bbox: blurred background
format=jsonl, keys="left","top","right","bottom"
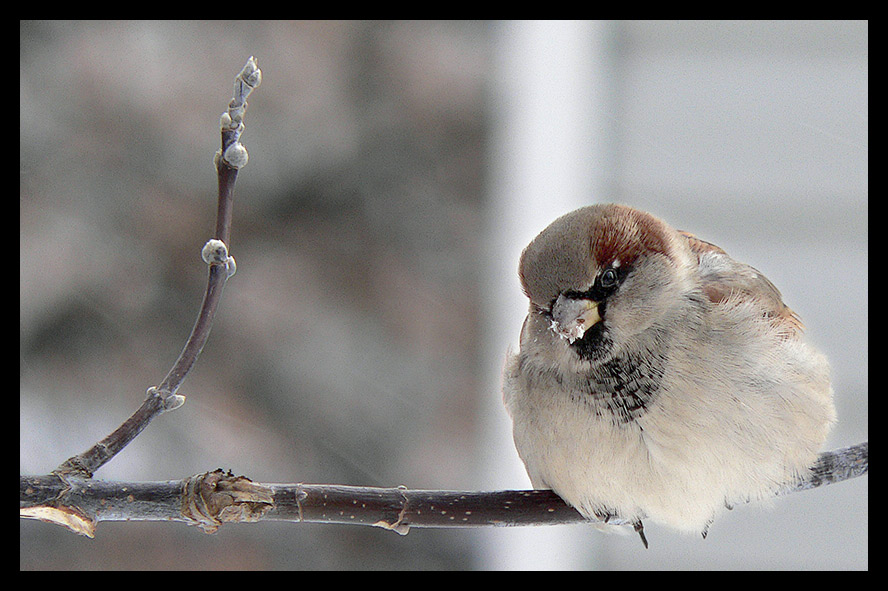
{"left": 20, "top": 21, "right": 866, "bottom": 569}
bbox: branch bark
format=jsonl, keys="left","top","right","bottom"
{"left": 21, "top": 442, "right": 868, "bottom": 538}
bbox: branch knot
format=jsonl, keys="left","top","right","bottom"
{"left": 181, "top": 469, "right": 275, "bottom": 534}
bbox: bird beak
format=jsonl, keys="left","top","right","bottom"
{"left": 550, "top": 294, "right": 601, "bottom": 343}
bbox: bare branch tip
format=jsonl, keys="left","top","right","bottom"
{"left": 240, "top": 56, "right": 262, "bottom": 89}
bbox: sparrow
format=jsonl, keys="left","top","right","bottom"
{"left": 503, "top": 204, "right": 835, "bottom": 546}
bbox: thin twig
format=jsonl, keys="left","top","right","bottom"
{"left": 51, "top": 57, "right": 261, "bottom": 479}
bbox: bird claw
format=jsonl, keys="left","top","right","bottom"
{"left": 633, "top": 520, "right": 649, "bottom": 549}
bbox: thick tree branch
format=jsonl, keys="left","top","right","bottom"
{"left": 21, "top": 443, "right": 867, "bottom": 539}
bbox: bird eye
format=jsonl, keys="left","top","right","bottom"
{"left": 600, "top": 268, "right": 618, "bottom": 288}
